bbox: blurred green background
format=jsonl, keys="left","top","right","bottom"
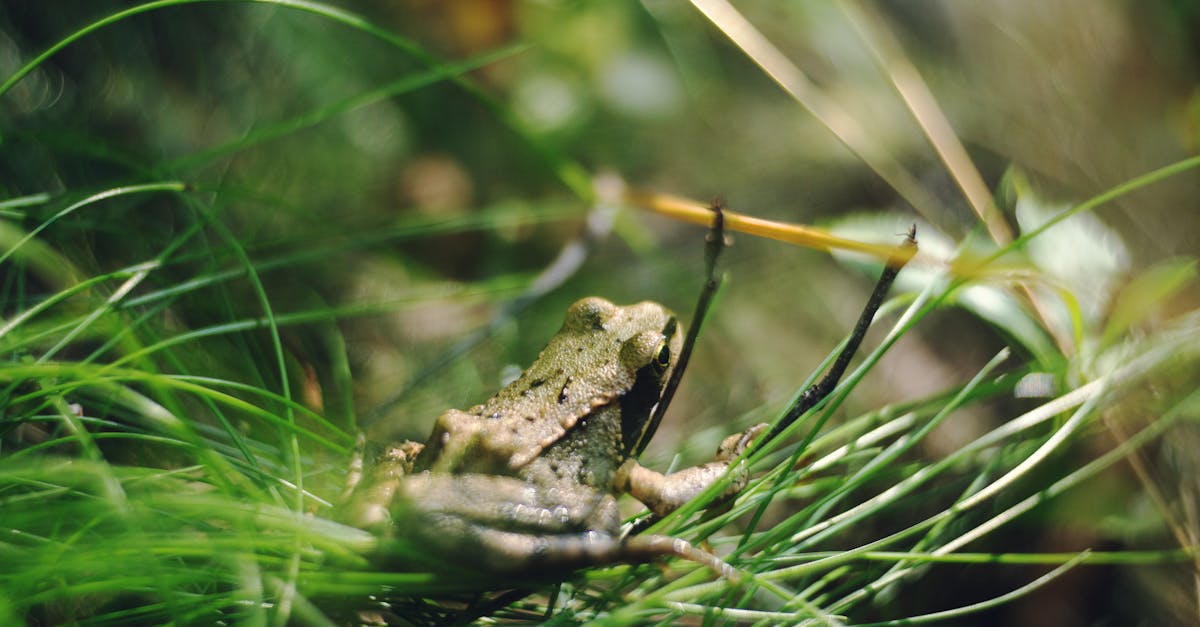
{"left": 2, "top": 1, "right": 1199, "bottom": 624}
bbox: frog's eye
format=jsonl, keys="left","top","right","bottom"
{"left": 653, "top": 341, "right": 672, "bottom": 372}
{"left": 620, "top": 330, "right": 672, "bottom": 373}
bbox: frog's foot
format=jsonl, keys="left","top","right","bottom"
{"left": 616, "top": 422, "right": 769, "bottom": 518}
{"left": 715, "top": 422, "right": 769, "bottom": 462}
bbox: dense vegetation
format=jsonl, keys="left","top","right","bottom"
{"left": 1, "top": 2, "right": 1197, "bottom": 624}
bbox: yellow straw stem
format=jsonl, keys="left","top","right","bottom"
{"left": 626, "top": 190, "right": 917, "bottom": 267}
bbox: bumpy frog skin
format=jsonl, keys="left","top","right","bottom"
{"left": 340, "top": 297, "right": 764, "bottom": 577}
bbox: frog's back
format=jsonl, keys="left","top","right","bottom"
{"left": 415, "top": 297, "right": 679, "bottom": 474}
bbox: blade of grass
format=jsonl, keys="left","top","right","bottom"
{"left": 854, "top": 552, "right": 1089, "bottom": 626}
{"left": 166, "top": 43, "right": 530, "bottom": 173}
{"left": 0, "top": 0, "right": 594, "bottom": 202}
{"left": 0, "top": 182, "right": 185, "bottom": 270}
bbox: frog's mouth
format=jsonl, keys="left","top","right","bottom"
{"left": 622, "top": 315, "right": 680, "bottom": 457}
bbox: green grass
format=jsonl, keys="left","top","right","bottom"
{"left": 2, "top": 2, "right": 1198, "bottom": 625}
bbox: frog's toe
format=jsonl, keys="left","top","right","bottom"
{"left": 716, "top": 422, "right": 769, "bottom": 461}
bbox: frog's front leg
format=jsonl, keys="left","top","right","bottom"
{"left": 616, "top": 423, "right": 768, "bottom": 518}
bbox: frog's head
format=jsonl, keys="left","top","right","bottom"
{"left": 563, "top": 297, "right": 682, "bottom": 457}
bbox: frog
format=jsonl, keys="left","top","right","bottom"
{"left": 340, "top": 295, "right": 766, "bottom": 578}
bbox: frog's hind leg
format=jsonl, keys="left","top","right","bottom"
{"left": 459, "top": 527, "right": 740, "bottom": 581}
{"left": 402, "top": 512, "right": 741, "bottom": 580}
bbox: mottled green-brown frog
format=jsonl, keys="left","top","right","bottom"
{"left": 340, "top": 296, "right": 764, "bottom": 577}
{"left": 340, "top": 212, "right": 916, "bottom": 582}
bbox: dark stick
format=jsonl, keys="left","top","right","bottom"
{"left": 632, "top": 201, "right": 728, "bottom": 457}
{"left": 763, "top": 225, "right": 917, "bottom": 444}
